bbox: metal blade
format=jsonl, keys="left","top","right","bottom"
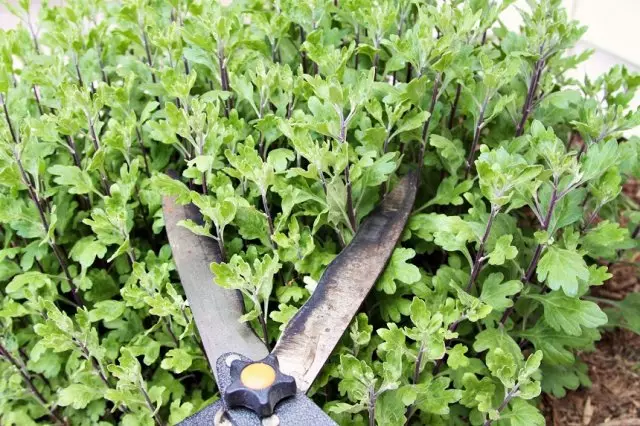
{"left": 162, "top": 195, "right": 269, "bottom": 382}
{"left": 272, "top": 171, "right": 418, "bottom": 391}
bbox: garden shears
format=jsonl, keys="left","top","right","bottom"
{"left": 162, "top": 171, "right": 418, "bottom": 426}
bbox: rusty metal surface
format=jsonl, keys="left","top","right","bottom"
{"left": 271, "top": 171, "right": 418, "bottom": 391}
{"left": 162, "top": 196, "right": 269, "bottom": 381}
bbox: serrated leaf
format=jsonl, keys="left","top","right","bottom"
{"left": 57, "top": 383, "right": 103, "bottom": 409}
{"left": 49, "top": 165, "right": 97, "bottom": 195}
{"left": 377, "top": 248, "right": 421, "bottom": 294}
{"left": 160, "top": 348, "right": 193, "bottom": 374}
{"left": 528, "top": 291, "right": 607, "bottom": 335}
{"left": 537, "top": 246, "right": 590, "bottom": 296}
{"left": 487, "top": 235, "right": 518, "bottom": 265}
{"left": 480, "top": 273, "right": 522, "bottom": 312}
{"left": 501, "top": 399, "right": 545, "bottom": 426}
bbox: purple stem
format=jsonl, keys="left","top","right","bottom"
{"left": 32, "top": 85, "right": 44, "bottom": 115}
{"left": 418, "top": 73, "right": 441, "bottom": 171}
{"left": 340, "top": 119, "right": 357, "bottom": 232}
{"left": 448, "top": 83, "right": 462, "bottom": 129}
{"left": 368, "top": 386, "right": 376, "bottom": 426}
{"left": 0, "top": 344, "right": 66, "bottom": 425}
{"left": 464, "top": 97, "right": 489, "bottom": 178}
{"left": 515, "top": 57, "right": 545, "bottom": 137}
{"left": 465, "top": 205, "right": 499, "bottom": 292}
{"left": 1, "top": 93, "right": 20, "bottom": 144}
{"left": 218, "top": 46, "right": 232, "bottom": 116}
{"left": 500, "top": 185, "right": 559, "bottom": 324}
{"left": 482, "top": 385, "right": 520, "bottom": 426}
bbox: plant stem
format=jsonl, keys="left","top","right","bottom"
{"left": 141, "top": 384, "right": 165, "bottom": 426}
{"left": 515, "top": 56, "right": 545, "bottom": 137}
{"left": 261, "top": 190, "right": 275, "bottom": 239}
{"left": 65, "top": 135, "right": 83, "bottom": 170}
{"left": 32, "top": 85, "right": 44, "bottom": 115}
{"left": 141, "top": 30, "right": 157, "bottom": 85}
{"left": 300, "top": 26, "right": 308, "bottom": 74}
{"left": 465, "top": 205, "right": 499, "bottom": 292}
{"left": 135, "top": 126, "right": 151, "bottom": 177}
{"left": 75, "top": 338, "right": 109, "bottom": 386}
{"left": 87, "top": 115, "right": 112, "bottom": 196}
{"left": 432, "top": 316, "right": 465, "bottom": 375}
{"left": 66, "top": 135, "right": 91, "bottom": 210}
{"left": 500, "top": 185, "right": 559, "bottom": 324}
{"left": 218, "top": 48, "right": 232, "bottom": 116}
{"left": 354, "top": 26, "right": 360, "bottom": 69}
{"left": 418, "top": 73, "right": 441, "bottom": 171}
{"left": 258, "top": 314, "right": 270, "bottom": 349}
{"left": 0, "top": 343, "right": 66, "bottom": 426}
{"left": 14, "top": 149, "right": 83, "bottom": 307}
{"left": 412, "top": 342, "right": 425, "bottom": 384}
{"left": 96, "top": 43, "right": 110, "bottom": 84}
{"left": 73, "top": 53, "right": 84, "bottom": 88}
{"left": 1, "top": 92, "right": 20, "bottom": 144}
{"left": 482, "top": 383, "right": 520, "bottom": 426}
{"left": 27, "top": 15, "right": 40, "bottom": 54}
{"left": 448, "top": 83, "right": 462, "bottom": 129}
{"left": 368, "top": 386, "right": 376, "bottom": 426}
{"left": 464, "top": 97, "right": 488, "bottom": 178}
{"left": 339, "top": 116, "right": 358, "bottom": 232}
{"left": 581, "top": 207, "right": 600, "bottom": 233}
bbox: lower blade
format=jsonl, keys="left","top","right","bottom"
{"left": 272, "top": 171, "right": 418, "bottom": 391}
{"left": 162, "top": 195, "right": 268, "bottom": 381}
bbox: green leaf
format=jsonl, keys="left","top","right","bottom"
{"left": 501, "top": 399, "right": 545, "bottom": 426}
{"left": 487, "top": 235, "right": 518, "bottom": 265}
{"left": 160, "top": 349, "right": 193, "bottom": 374}
{"left": 447, "top": 344, "right": 470, "bottom": 370}
{"left": 151, "top": 174, "right": 192, "bottom": 205}
{"left": 375, "top": 390, "right": 407, "bottom": 426}
{"left": 474, "top": 326, "right": 523, "bottom": 365}
{"left": 527, "top": 291, "right": 608, "bottom": 335}
{"left": 70, "top": 236, "right": 107, "bottom": 274}
{"left": 377, "top": 248, "right": 421, "bottom": 294}
{"left": 395, "top": 110, "right": 430, "bottom": 135}
{"left": 430, "top": 135, "right": 465, "bottom": 175}
{"left": 57, "top": 383, "right": 104, "bottom": 409}
{"left": 89, "top": 300, "right": 126, "bottom": 323}
{"left": 412, "top": 376, "right": 462, "bottom": 415}
{"left": 605, "top": 292, "right": 640, "bottom": 333}
{"left": 460, "top": 373, "right": 496, "bottom": 414}
{"left": 541, "top": 362, "right": 591, "bottom": 398}
{"left": 49, "top": 165, "right": 97, "bottom": 195}
{"left": 517, "top": 323, "right": 600, "bottom": 366}
{"left": 486, "top": 347, "right": 517, "bottom": 388}
{"left": 537, "top": 246, "right": 590, "bottom": 296}
{"left": 480, "top": 273, "right": 523, "bottom": 312}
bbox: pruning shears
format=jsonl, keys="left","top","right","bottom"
{"left": 161, "top": 171, "right": 418, "bottom": 426}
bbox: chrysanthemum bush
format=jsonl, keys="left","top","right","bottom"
{"left": 0, "top": 0, "right": 639, "bottom": 425}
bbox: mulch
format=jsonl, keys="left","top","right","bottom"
{"left": 542, "top": 177, "right": 639, "bottom": 425}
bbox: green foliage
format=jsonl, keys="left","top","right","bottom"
{"left": 0, "top": 0, "right": 638, "bottom": 425}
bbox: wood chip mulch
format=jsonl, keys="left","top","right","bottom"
{"left": 542, "top": 176, "right": 639, "bottom": 425}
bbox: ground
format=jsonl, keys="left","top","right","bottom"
{"left": 542, "top": 179, "right": 639, "bottom": 425}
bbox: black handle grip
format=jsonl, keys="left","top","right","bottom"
{"left": 224, "top": 354, "right": 297, "bottom": 417}
{"left": 177, "top": 353, "right": 337, "bottom": 426}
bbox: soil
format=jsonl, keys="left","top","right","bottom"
{"left": 542, "top": 177, "right": 639, "bottom": 425}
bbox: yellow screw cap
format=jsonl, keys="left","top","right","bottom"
{"left": 240, "top": 363, "right": 276, "bottom": 390}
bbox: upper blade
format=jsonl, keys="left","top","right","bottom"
{"left": 162, "top": 195, "right": 269, "bottom": 381}
{"left": 272, "top": 171, "right": 418, "bottom": 391}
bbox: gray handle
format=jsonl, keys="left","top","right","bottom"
{"left": 179, "top": 353, "right": 337, "bottom": 426}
